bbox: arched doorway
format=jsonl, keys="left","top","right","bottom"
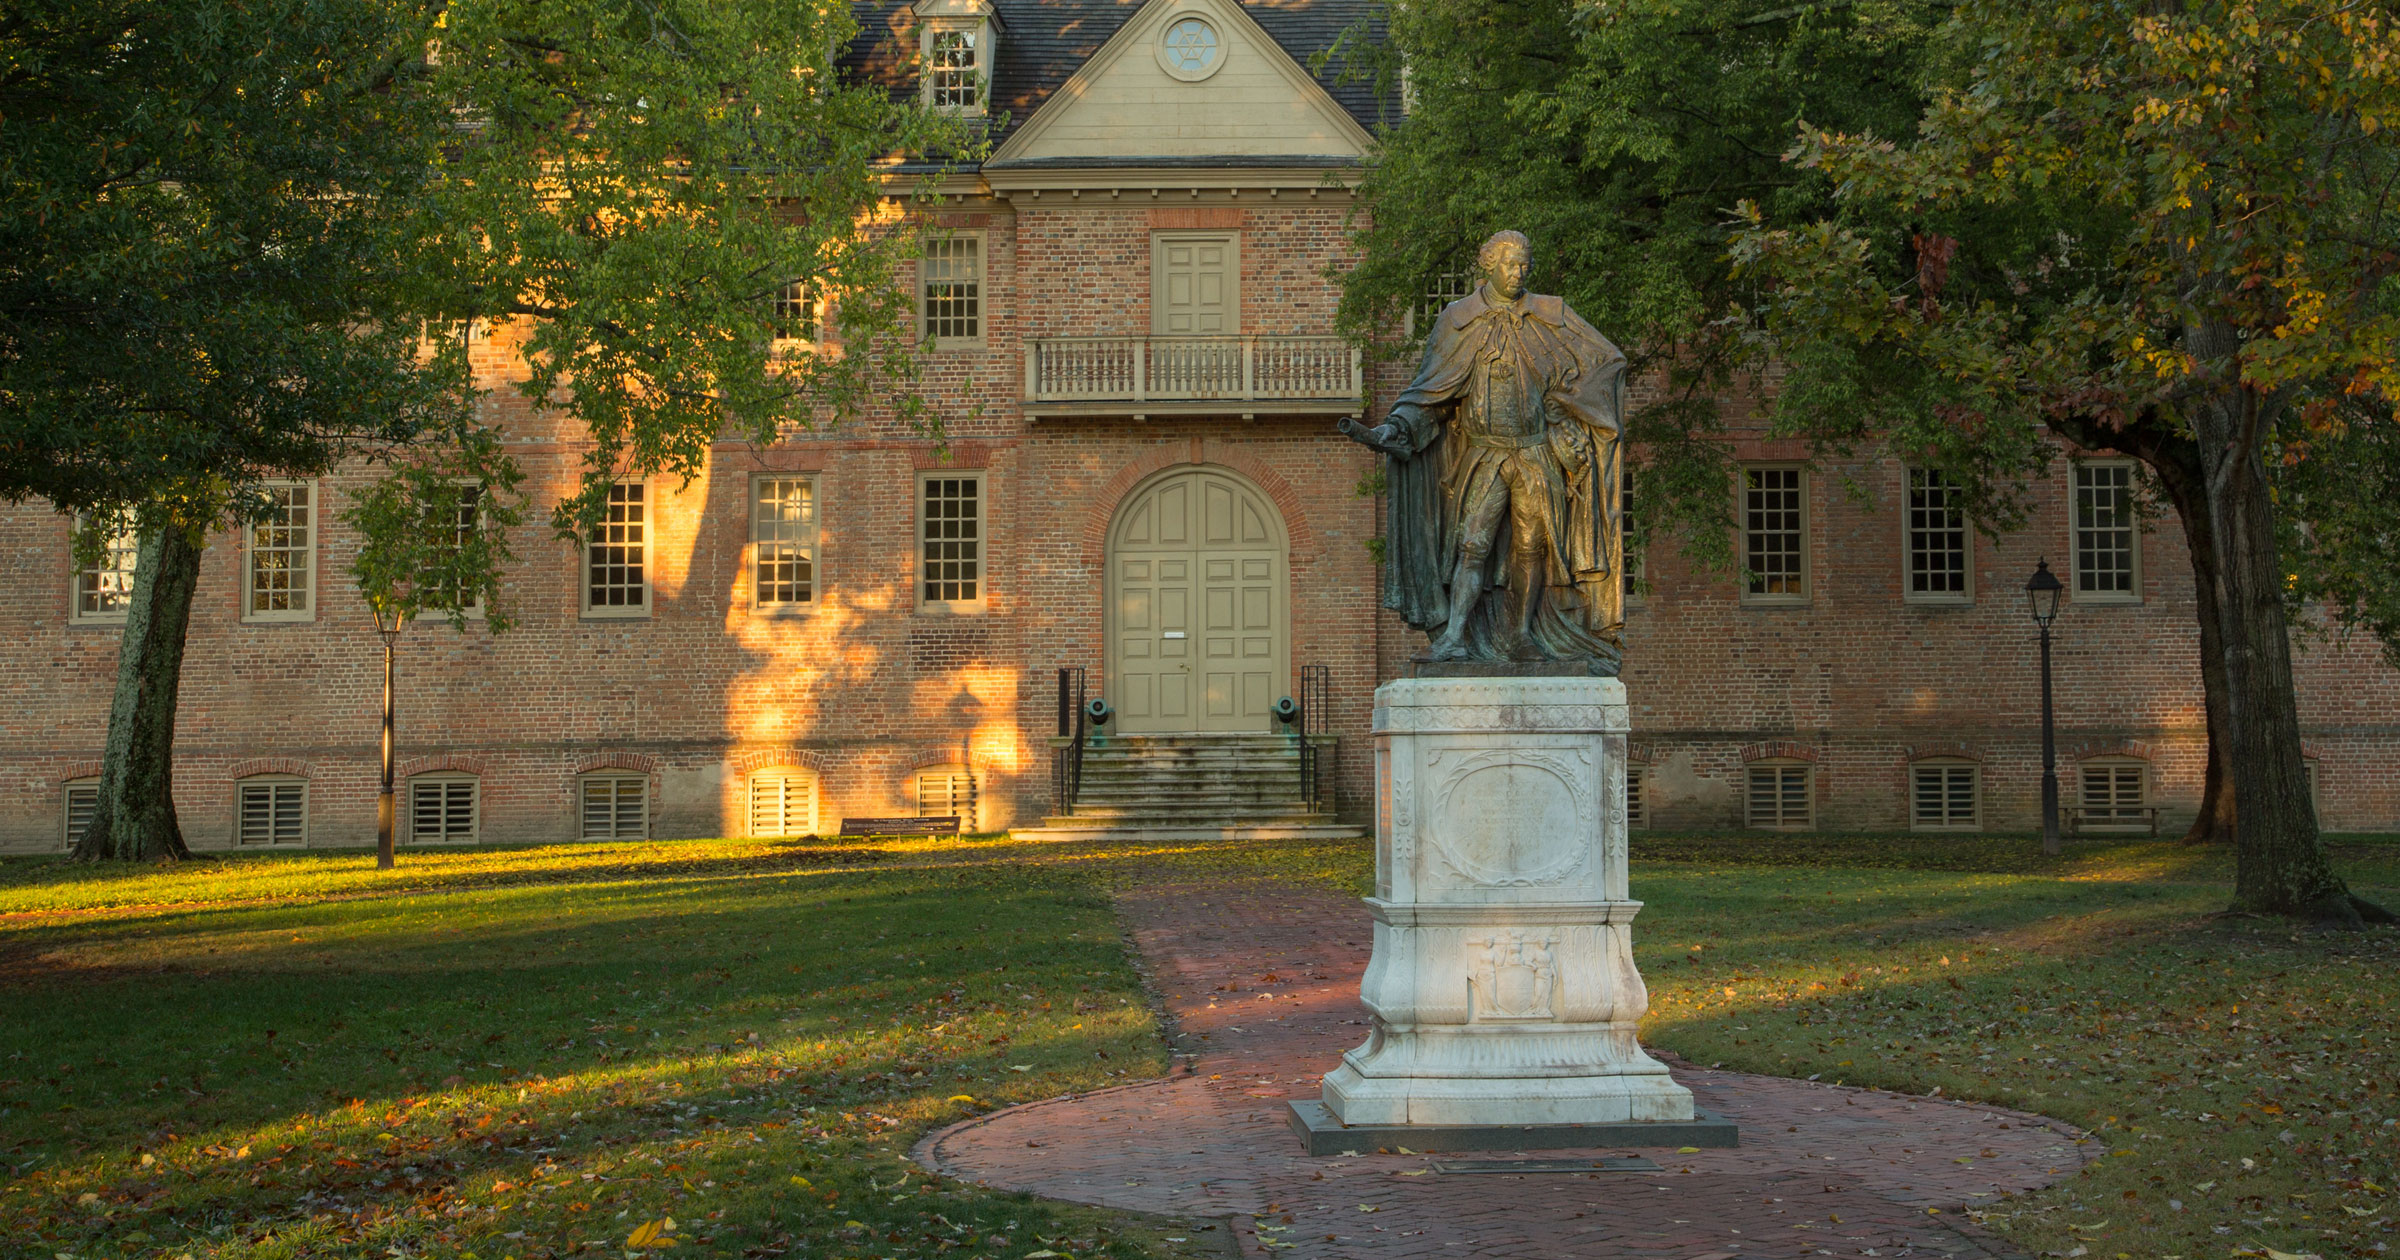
{"left": 1106, "top": 466, "right": 1290, "bottom": 733}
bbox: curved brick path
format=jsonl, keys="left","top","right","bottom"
{"left": 914, "top": 875, "right": 2093, "bottom": 1259}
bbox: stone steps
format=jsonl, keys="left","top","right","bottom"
{"left": 1033, "top": 732, "right": 1362, "bottom": 842}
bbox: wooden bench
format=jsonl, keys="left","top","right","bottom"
{"left": 2065, "top": 806, "right": 2159, "bottom": 837}
{"left": 837, "top": 816, "right": 963, "bottom": 838}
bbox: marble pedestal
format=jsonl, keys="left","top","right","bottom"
{"left": 1308, "top": 675, "right": 1722, "bottom": 1149}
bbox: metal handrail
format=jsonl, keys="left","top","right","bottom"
{"left": 1297, "top": 663, "right": 1331, "bottom": 814}
{"left": 1052, "top": 666, "right": 1089, "bottom": 814}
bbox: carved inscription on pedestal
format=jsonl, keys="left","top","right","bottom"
{"left": 1424, "top": 750, "right": 1589, "bottom": 887}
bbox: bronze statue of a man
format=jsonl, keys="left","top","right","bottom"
{"left": 1342, "top": 231, "right": 1627, "bottom": 671}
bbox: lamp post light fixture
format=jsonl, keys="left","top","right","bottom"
{"left": 2025, "top": 559, "right": 2066, "bottom": 856}
{"left": 370, "top": 596, "right": 405, "bottom": 871}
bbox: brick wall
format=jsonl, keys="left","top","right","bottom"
{"left": 3, "top": 191, "right": 2395, "bottom": 852}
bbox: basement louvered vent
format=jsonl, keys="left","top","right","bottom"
{"left": 238, "top": 780, "right": 306, "bottom": 845}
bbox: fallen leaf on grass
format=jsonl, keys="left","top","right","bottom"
{"left": 625, "top": 1219, "right": 677, "bottom": 1249}
{"left": 1678, "top": 1147, "right": 1701, "bottom": 1154}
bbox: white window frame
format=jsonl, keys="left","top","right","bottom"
{"left": 750, "top": 475, "right": 820, "bottom": 615}
{"left": 2071, "top": 461, "right": 2142, "bottom": 604}
{"left": 1745, "top": 761, "right": 1814, "bottom": 831}
{"left": 918, "top": 472, "right": 986, "bottom": 611}
{"left": 771, "top": 279, "right": 824, "bottom": 348}
{"left": 1909, "top": 760, "right": 1980, "bottom": 832}
{"left": 235, "top": 776, "right": 309, "bottom": 846}
{"left": 919, "top": 21, "right": 990, "bottom": 115}
{"left": 582, "top": 482, "right": 651, "bottom": 618}
{"left": 243, "top": 481, "right": 317, "bottom": 623}
{"left": 62, "top": 778, "right": 99, "bottom": 849}
{"left": 748, "top": 767, "right": 821, "bottom": 838}
{"left": 415, "top": 483, "right": 488, "bottom": 622}
{"left": 407, "top": 775, "right": 479, "bottom": 844}
{"left": 913, "top": 763, "right": 979, "bottom": 830}
{"left": 1902, "top": 467, "right": 1974, "bottom": 605}
{"left": 579, "top": 773, "right": 650, "bottom": 839}
{"left": 1739, "top": 465, "right": 1809, "bottom": 605}
{"left": 70, "top": 509, "right": 141, "bottom": 626}
{"left": 919, "top": 232, "right": 985, "bottom": 349}
{"left": 1625, "top": 764, "right": 1649, "bottom": 830}
{"left": 1149, "top": 231, "right": 1243, "bottom": 336}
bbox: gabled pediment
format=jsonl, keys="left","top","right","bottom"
{"left": 988, "top": 0, "right": 1375, "bottom": 165}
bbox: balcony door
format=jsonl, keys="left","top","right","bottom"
{"left": 1152, "top": 233, "right": 1239, "bottom": 335}
{"left": 1107, "top": 466, "right": 1287, "bottom": 733}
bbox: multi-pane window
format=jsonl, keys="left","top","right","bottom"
{"left": 921, "top": 476, "right": 982, "bottom": 604}
{"left": 772, "top": 280, "right": 820, "bottom": 343}
{"left": 1742, "top": 467, "right": 1806, "bottom": 600}
{"left": 921, "top": 236, "right": 981, "bottom": 345}
{"left": 1626, "top": 765, "right": 1647, "bottom": 829}
{"left": 425, "top": 485, "right": 485, "bottom": 617}
{"left": 2073, "top": 463, "right": 2138, "bottom": 599}
{"left": 237, "top": 779, "right": 307, "bottom": 845}
{"left": 748, "top": 769, "right": 818, "bottom": 837}
{"left": 72, "top": 510, "right": 140, "bottom": 623}
{"left": 2080, "top": 761, "right": 2147, "bottom": 823}
{"left": 586, "top": 483, "right": 647, "bottom": 614}
{"left": 1620, "top": 463, "right": 1640, "bottom": 603}
{"left": 926, "top": 28, "right": 981, "bottom": 111}
{"left": 246, "top": 483, "right": 315, "bottom": 619}
{"left": 1746, "top": 763, "right": 1813, "bottom": 830}
{"left": 409, "top": 777, "right": 477, "bottom": 843}
{"left": 915, "top": 764, "right": 977, "bottom": 826}
{"left": 580, "top": 775, "right": 647, "bottom": 838}
{"left": 1905, "top": 468, "right": 1970, "bottom": 601}
{"left": 62, "top": 779, "right": 99, "bottom": 848}
{"left": 1410, "top": 266, "right": 1472, "bottom": 334}
{"left": 1911, "top": 762, "right": 1978, "bottom": 831}
{"left": 752, "top": 477, "right": 817, "bottom": 609}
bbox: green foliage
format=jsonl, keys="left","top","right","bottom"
{"left": 425, "top": 0, "right": 972, "bottom": 540}
{"left": 0, "top": 0, "right": 479, "bottom": 523}
{"left": 342, "top": 432, "right": 528, "bottom": 631}
{"left": 1337, "top": 0, "right": 1976, "bottom": 566}
{"left": 1732, "top": 0, "right": 2400, "bottom": 638}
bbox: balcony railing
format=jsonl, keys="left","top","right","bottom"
{"left": 1024, "top": 336, "right": 1361, "bottom": 407}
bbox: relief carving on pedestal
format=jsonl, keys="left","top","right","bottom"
{"left": 1469, "top": 930, "right": 1559, "bottom": 1021}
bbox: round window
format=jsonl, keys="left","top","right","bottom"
{"left": 1157, "top": 15, "right": 1223, "bottom": 81}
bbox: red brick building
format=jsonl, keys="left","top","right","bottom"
{"left": 6, "top": 0, "right": 2395, "bottom": 852}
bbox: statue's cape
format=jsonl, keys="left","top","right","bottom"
{"left": 1379, "top": 284, "right": 1627, "bottom": 635}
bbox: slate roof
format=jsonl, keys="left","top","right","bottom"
{"left": 842, "top": 0, "right": 1396, "bottom": 161}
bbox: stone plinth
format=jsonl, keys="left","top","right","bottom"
{"left": 1315, "top": 675, "right": 1705, "bottom": 1135}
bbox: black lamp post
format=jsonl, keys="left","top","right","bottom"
{"left": 370, "top": 597, "right": 404, "bottom": 870}
{"left": 2025, "top": 559, "right": 2065, "bottom": 856}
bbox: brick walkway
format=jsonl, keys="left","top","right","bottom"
{"left": 914, "top": 875, "right": 2092, "bottom": 1260}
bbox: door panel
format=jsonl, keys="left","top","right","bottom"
{"left": 1153, "top": 235, "right": 1239, "bottom": 336}
{"left": 1107, "top": 468, "right": 1287, "bottom": 732}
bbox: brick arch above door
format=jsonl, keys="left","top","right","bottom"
{"left": 1079, "top": 442, "right": 1318, "bottom": 571}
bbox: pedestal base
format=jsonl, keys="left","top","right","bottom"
{"left": 1286, "top": 1099, "right": 1739, "bottom": 1156}
{"left": 1317, "top": 675, "right": 1716, "bottom": 1142}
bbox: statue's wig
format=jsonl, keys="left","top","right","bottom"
{"left": 1476, "top": 230, "right": 1532, "bottom": 280}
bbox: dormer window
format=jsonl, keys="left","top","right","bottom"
{"left": 914, "top": 0, "right": 1000, "bottom": 116}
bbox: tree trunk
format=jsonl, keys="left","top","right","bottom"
{"left": 2189, "top": 379, "right": 2391, "bottom": 925}
{"left": 70, "top": 523, "right": 202, "bottom": 863}
{"left": 2145, "top": 447, "right": 2238, "bottom": 845}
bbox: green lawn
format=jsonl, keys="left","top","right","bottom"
{"left": 2, "top": 833, "right": 2395, "bottom": 1260}
{"left": 0, "top": 840, "right": 1185, "bottom": 1260}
